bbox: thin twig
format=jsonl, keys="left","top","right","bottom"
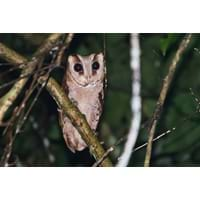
{"left": 0, "top": 63, "right": 22, "bottom": 78}
{"left": 93, "top": 137, "right": 124, "bottom": 167}
{"left": 144, "top": 34, "right": 192, "bottom": 167}
{"left": 92, "top": 147, "right": 114, "bottom": 167}
{"left": 133, "top": 128, "right": 176, "bottom": 153}
{"left": 0, "top": 64, "right": 62, "bottom": 91}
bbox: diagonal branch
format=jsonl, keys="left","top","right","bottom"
{"left": 38, "top": 77, "right": 113, "bottom": 167}
{"left": 144, "top": 34, "right": 192, "bottom": 167}
{"left": 55, "top": 33, "right": 74, "bottom": 66}
{"left": 0, "top": 33, "right": 63, "bottom": 122}
{"left": 0, "top": 43, "right": 27, "bottom": 66}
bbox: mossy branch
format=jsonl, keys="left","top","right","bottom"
{"left": 0, "top": 43, "right": 27, "bottom": 66}
{"left": 38, "top": 77, "right": 113, "bottom": 167}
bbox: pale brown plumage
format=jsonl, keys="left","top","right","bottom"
{"left": 59, "top": 53, "right": 106, "bottom": 152}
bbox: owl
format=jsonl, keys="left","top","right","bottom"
{"left": 59, "top": 53, "right": 106, "bottom": 153}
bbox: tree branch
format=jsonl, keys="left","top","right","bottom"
{"left": 38, "top": 77, "right": 113, "bottom": 167}
{"left": 0, "top": 43, "right": 27, "bottom": 66}
{"left": 0, "top": 33, "right": 63, "bottom": 122}
{"left": 55, "top": 33, "right": 74, "bottom": 66}
{"left": 117, "top": 33, "right": 142, "bottom": 167}
{"left": 144, "top": 34, "right": 192, "bottom": 167}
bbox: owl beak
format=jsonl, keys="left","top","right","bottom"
{"left": 87, "top": 75, "right": 91, "bottom": 83}
{"left": 83, "top": 76, "right": 92, "bottom": 87}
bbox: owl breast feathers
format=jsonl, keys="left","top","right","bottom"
{"left": 59, "top": 53, "right": 106, "bottom": 153}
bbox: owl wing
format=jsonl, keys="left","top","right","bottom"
{"left": 86, "top": 88, "right": 104, "bottom": 133}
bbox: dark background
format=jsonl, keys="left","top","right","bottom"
{"left": 0, "top": 33, "right": 200, "bottom": 166}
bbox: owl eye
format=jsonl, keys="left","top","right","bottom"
{"left": 74, "top": 63, "right": 83, "bottom": 73}
{"left": 92, "top": 62, "right": 100, "bottom": 70}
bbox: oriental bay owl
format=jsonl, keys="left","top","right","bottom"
{"left": 59, "top": 53, "right": 106, "bottom": 153}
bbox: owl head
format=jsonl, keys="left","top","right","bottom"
{"left": 66, "top": 53, "right": 105, "bottom": 87}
